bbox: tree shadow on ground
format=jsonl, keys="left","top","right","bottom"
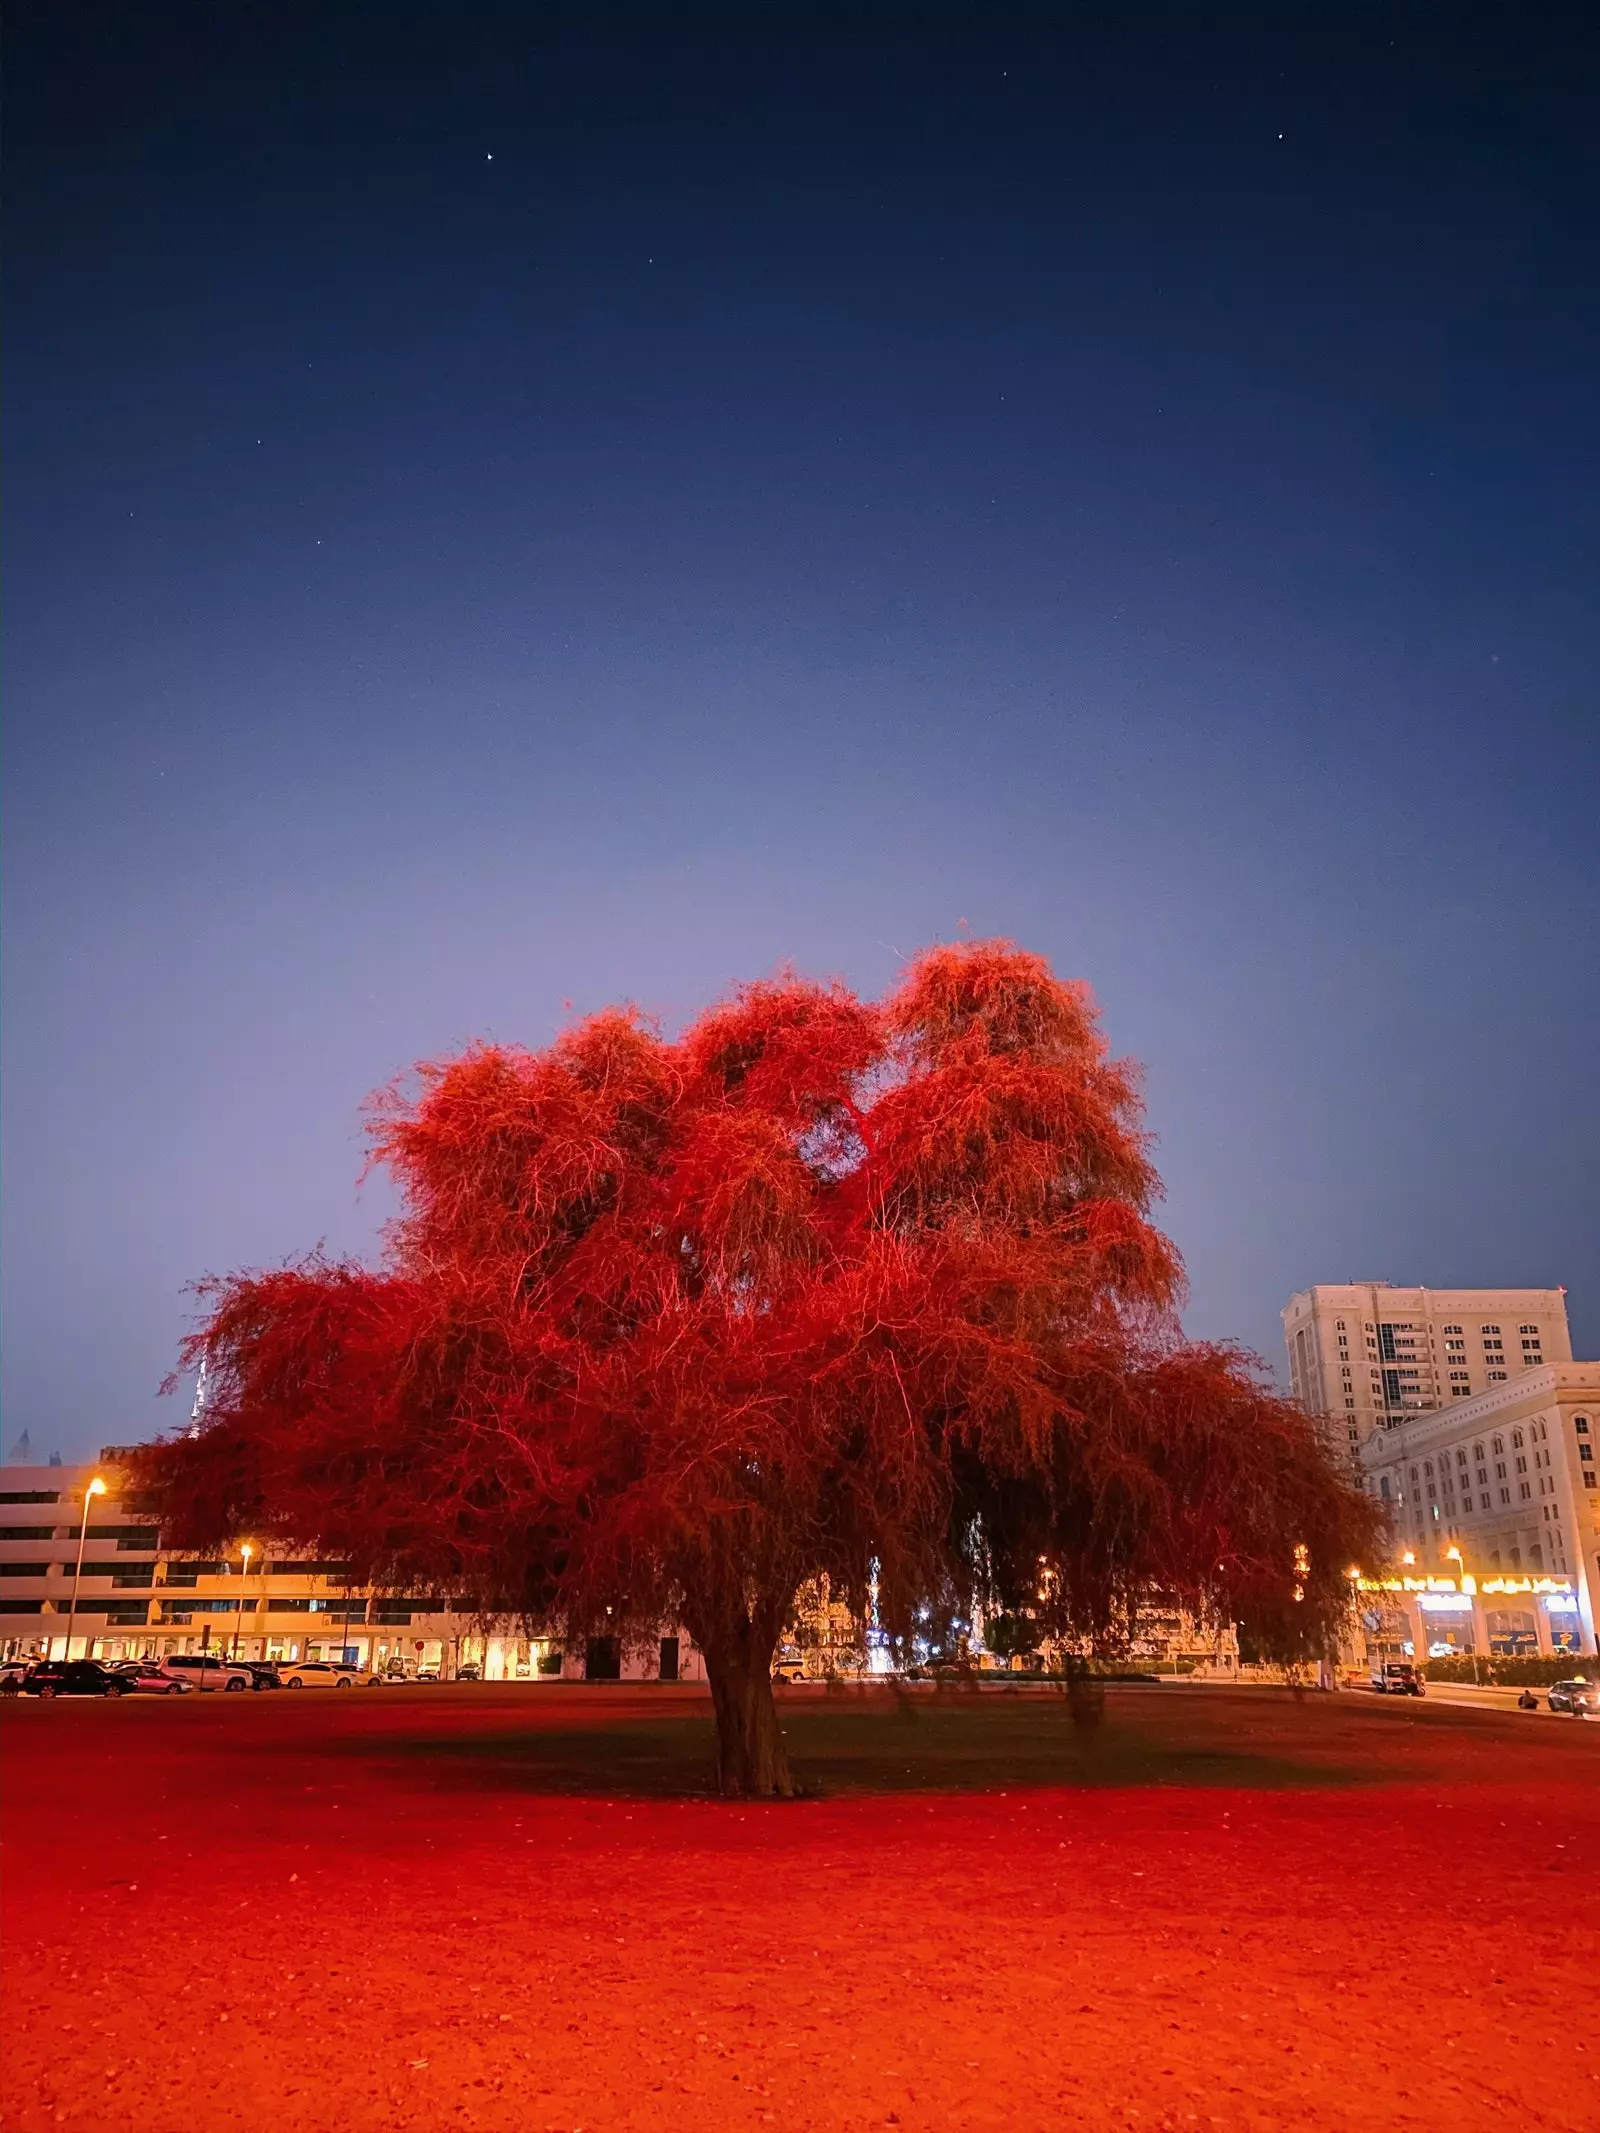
{"left": 340, "top": 1687, "right": 1387, "bottom": 1800}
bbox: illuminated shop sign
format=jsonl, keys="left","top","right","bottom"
{"left": 1357, "top": 1575, "right": 1575, "bottom": 1599}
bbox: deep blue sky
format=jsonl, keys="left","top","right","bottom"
{"left": 5, "top": 4, "right": 1597, "bottom": 1462}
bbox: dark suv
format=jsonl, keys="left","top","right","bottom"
{"left": 22, "top": 1660, "right": 129, "bottom": 1699}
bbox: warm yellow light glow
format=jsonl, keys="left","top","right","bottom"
{"left": 86, "top": 1477, "right": 108, "bottom": 1497}
{"left": 1401, "top": 1551, "right": 1416, "bottom": 1566}
{"left": 241, "top": 1542, "right": 254, "bottom": 1564}
{"left": 1356, "top": 1573, "right": 1572, "bottom": 1598}
{"left": 1346, "top": 1565, "right": 1362, "bottom": 1580}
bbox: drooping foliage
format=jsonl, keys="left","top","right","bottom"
{"left": 134, "top": 943, "right": 1382, "bottom": 1792}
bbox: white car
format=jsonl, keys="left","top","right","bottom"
{"left": 163, "top": 1653, "right": 256, "bottom": 1692}
{"left": 283, "top": 1660, "right": 382, "bottom": 1689}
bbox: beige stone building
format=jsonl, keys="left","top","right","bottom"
{"left": 1358, "top": 1364, "right": 1600, "bottom": 1658}
{"left": 1280, "top": 1283, "right": 1572, "bottom": 1455}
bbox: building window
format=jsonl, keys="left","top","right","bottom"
{"left": 1519, "top": 1482, "right": 1532, "bottom": 1500}
{"left": 1481, "top": 1324, "right": 1501, "bottom": 1334}
{"left": 1488, "top": 1370, "right": 1508, "bottom": 1381}
{"left": 1574, "top": 1417, "right": 1591, "bottom": 1435}
{"left": 1518, "top": 1324, "right": 1539, "bottom": 1334}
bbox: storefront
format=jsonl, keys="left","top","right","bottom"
{"left": 1357, "top": 1572, "right": 1586, "bottom": 1661}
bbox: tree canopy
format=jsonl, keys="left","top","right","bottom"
{"left": 134, "top": 941, "right": 1382, "bottom": 1792}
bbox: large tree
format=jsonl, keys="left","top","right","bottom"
{"left": 134, "top": 942, "right": 1381, "bottom": 1793}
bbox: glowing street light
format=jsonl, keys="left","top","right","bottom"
{"left": 1444, "top": 1547, "right": 1481, "bottom": 1686}
{"left": 64, "top": 1476, "right": 108, "bottom": 1659}
{"left": 231, "top": 1542, "right": 255, "bottom": 1660}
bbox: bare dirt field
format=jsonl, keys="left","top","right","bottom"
{"left": 2, "top": 1681, "right": 1596, "bottom": 2133}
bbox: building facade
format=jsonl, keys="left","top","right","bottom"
{"left": 0, "top": 1461, "right": 705, "bottom": 1680}
{"left": 1357, "top": 1364, "right": 1600, "bottom": 1656}
{"left": 1281, "top": 1284, "right": 1572, "bottom": 1454}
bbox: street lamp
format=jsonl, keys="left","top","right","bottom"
{"left": 64, "top": 1477, "right": 108, "bottom": 1659}
{"left": 1444, "top": 1547, "right": 1480, "bottom": 1686}
{"left": 231, "top": 1543, "right": 254, "bottom": 1660}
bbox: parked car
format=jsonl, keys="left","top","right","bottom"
{"left": 242, "top": 1662, "right": 283, "bottom": 1690}
{"left": 0, "top": 1660, "right": 33, "bottom": 1695}
{"left": 456, "top": 1662, "right": 481, "bottom": 1681}
{"left": 282, "top": 1660, "right": 381, "bottom": 1688}
{"left": 1547, "top": 1677, "right": 1600, "bottom": 1717}
{"left": 21, "top": 1660, "right": 129, "bottom": 1699}
{"left": 771, "top": 1657, "right": 806, "bottom": 1684}
{"left": 115, "top": 1662, "right": 194, "bottom": 1696}
{"left": 162, "top": 1654, "right": 256, "bottom": 1692}
{"left": 1370, "top": 1662, "right": 1425, "bottom": 1696}
{"left": 415, "top": 1665, "right": 440, "bottom": 1682}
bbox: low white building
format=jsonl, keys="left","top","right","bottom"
{"left": 1358, "top": 1363, "right": 1600, "bottom": 1657}
{"left": 0, "top": 1460, "right": 704, "bottom": 1681}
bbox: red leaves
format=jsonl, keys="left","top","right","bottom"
{"left": 132, "top": 941, "right": 1380, "bottom": 1669}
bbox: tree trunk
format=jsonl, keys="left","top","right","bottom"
{"left": 1064, "top": 1652, "right": 1105, "bottom": 1730}
{"left": 697, "top": 1609, "right": 795, "bottom": 1798}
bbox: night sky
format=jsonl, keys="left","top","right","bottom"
{"left": 5, "top": 4, "right": 1597, "bottom": 1463}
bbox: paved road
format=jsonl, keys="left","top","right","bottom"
{"left": 1382, "top": 1681, "right": 1595, "bottom": 1721}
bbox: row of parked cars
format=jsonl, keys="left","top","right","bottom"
{"left": 0, "top": 1654, "right": 447, "bottom": 1697}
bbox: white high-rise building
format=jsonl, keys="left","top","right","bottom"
{"left": 1280, "top": 1284, "right": 1573, "bottom": 1454}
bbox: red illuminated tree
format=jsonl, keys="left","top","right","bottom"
{"left": 133, "top": 943, "right": 1381, "bottom": 1794}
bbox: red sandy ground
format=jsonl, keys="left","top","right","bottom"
{"left": 2, "top": 1683, "right": 1596, "bottom": 2133}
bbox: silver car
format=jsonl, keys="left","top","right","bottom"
{"left": 1547, "top": 1677, "right": 1600, "bottom": 1717}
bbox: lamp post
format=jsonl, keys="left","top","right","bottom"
{"left": 63, "top": 1476, "right": 108, "bottom": 1660}
{"left": 231, "top": 1543, "right": 254, "bottom": 1660}
{"left": 1445, "top": 1547, "right": 1480, "bottom": 1686}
